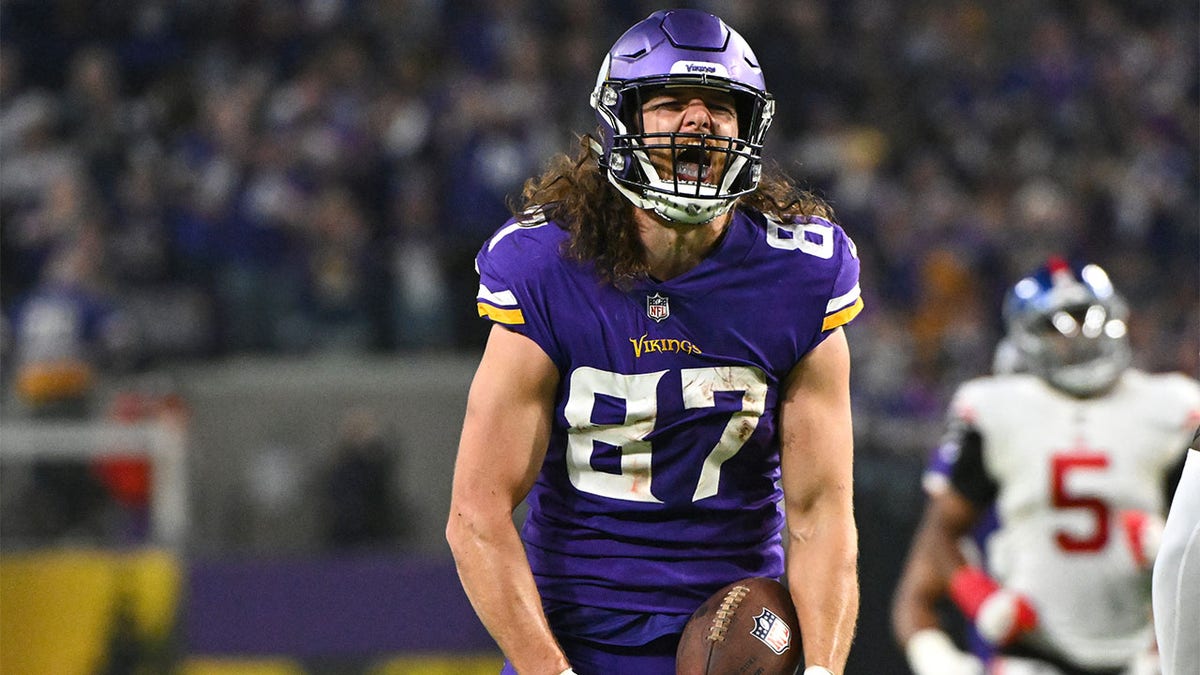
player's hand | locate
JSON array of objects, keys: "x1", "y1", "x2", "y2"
[
  {"x1": 1119, "y1": 509, "x2": 1164, "y2": 569},
  {"x1": 905, "y1": 628, "x2": 984, "y2": 675},
  {"x1": 948, "y1": 566, "x2": 1038, "y2": 647}
]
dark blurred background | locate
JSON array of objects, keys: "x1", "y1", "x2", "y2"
[{"x1": 0, "y1": 1, "x2": 1195, "y2": 673}]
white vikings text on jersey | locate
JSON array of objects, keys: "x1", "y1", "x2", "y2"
[{"x1": 934, "y1": 369, "x2": 1200, "y2": 670}]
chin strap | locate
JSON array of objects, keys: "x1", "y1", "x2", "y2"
[{"x1": 604, "y1": 171, "x2": 727, "y2": 225}]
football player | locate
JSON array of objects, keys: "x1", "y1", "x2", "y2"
[
  {"x1": 892, "y1": 257, "x2": 1200, "y2": 675},
  {"x1": 1153, "y1": 425, "x2": 1200, "y2": 675},
  {"x1": 446, "y1": 9, "x2": 861, "y2": 675}
]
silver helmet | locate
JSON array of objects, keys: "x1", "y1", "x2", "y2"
[{"x1": 1002, "y1": 257, "x2": 1131, "y2": 396}]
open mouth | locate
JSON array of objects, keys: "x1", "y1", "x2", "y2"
[{"x1": 674, "y1": 146, "x2": 712, "y2": 184}]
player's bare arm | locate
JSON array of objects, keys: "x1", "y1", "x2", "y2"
[
  {"x1": 892, "y1": 488, "x2": 979, "y2": 644},
  {"x1": 446, "y1": 324, "x2": 568, "y2": 675},
  {"x1": 778, "y1": 328, "x2": 858, "y2": 673}
]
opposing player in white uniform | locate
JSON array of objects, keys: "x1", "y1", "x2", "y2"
[
  {"x1": 1153, "y1": 426, "x2": 1200, "y2": 675},
  {"x1": 892, "y1": 257, "x2": 1200, "y2": 675}
]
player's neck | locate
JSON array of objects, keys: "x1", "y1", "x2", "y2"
[{"x1": 634, "y1": 208, "x2": 732, "y2": 281}]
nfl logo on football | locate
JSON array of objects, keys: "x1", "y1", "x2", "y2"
[
  {"x1": 750, "y1": 607, "x2": 791, "y2": 655},
  {"x1": 646, "y1": 293, "x2": 670, "y2": 322}
]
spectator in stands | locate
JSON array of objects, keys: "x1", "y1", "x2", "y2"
[
  {"x1": 387, "y1": 170, "x2": 452, "y2": 349},
  {"x1": 9, "y1": 226, "x2": 136, "y2": 418},
  {"x1": 298, "y1": 185, "x2": 377, "y2": 353}
]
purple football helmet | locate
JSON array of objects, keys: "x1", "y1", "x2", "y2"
[
  {"x1": 590, "y1": 9, "x2": 775, "y2": 224},
  {"x1": 1002, "y1": 256, "x2": 1131, "y2": 396}
]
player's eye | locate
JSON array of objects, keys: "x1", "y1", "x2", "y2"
[
  {"x1": 644, "y1": 98, "x2": 686, "y2": 113},
  {"x1": 707, "y1": 101, "x2": 736, "y2": 116}
]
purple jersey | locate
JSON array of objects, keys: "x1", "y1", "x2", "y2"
[{"x1": 475, "y1": 207, "x2": 862, "y2": 643}]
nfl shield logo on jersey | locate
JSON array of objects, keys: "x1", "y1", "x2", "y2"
[
  {"x1": 750, "y1": 607, "x2": 792, "y2": 654},
  {"x1": 646, "y1": 293, "x2": 670, "y2": 322}
]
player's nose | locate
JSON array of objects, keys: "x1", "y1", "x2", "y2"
[{"x1": 681, "y1": 99, "x2": 713, "y2": 132}]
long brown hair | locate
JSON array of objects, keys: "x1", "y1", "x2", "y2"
[{"x1": 513, "y1": 134, "x2": 835, "y2": 288}]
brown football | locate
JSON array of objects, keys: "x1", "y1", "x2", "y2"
[{"x1": 676, "y1": 577, "x2": 803, "y2": 675}]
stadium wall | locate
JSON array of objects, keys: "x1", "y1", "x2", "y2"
[{"x1": 174, "y1": 353, "x2": 480, "y2": 555}]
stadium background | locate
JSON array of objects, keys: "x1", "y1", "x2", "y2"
[{"x1": 0, "y1": 0, "x2": 1195, "y2": 673}]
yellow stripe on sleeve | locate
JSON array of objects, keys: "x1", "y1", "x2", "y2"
[
  {"x1": 821, "y1": 297, "x2": 864, "y2": 331},
  {"x1": 477, "y1": 302, "x2": 525, "y2": 325}
]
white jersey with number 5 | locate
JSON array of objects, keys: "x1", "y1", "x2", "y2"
[{"x1": 936, "y1": 369, "x2": 1200, "y2": 669}]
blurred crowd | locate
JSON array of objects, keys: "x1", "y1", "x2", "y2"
[{"x1": 2, "y1": 0, "x2": 1197, "y2": 437}]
